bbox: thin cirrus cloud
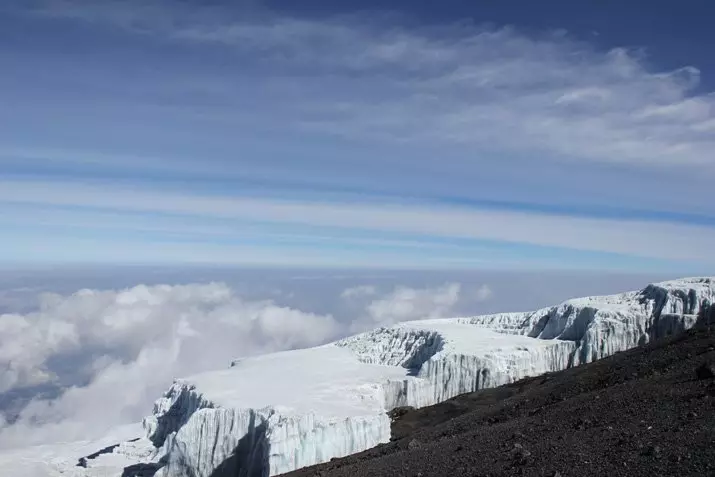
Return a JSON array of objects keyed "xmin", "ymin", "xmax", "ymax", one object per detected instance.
[
  {"xmin": 0, "ymin": 0, "xmax": 714, "ymax": 269},
  {"xmin": 17, "ymin": 0, "xmax": 715, "ymax": 167},
  {"xmin": 1, "ymin": 180, "xmax": 715, "ymax": 265}
]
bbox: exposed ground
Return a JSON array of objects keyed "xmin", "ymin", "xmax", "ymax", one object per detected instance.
[{"xmin": 283, "ymin": 326, "xmax": 715, "ymax": 477}]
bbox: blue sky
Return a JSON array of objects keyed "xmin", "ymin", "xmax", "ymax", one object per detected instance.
[{"xmin": 1, "ymin": 0, "xmax": 714, "ymax": 271}]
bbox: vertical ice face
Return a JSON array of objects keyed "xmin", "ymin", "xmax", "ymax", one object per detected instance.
[
  {"xmin": 144, "ymin": 381, "xmax": 215, "ymax": 449},
  {"xmin": 137, "ymin": 345, "xmax": 407, "ymax": 477},
  {"xmin": 62, "ymin": 277, "xmax": 714, "ymax": 477},
  {"xmin": 143, "ymin": 381, "xmax": 395, "ymax": 477},
  {"xmin": 155, "ymin": 407, "xmax": 273, "ymax": 477},
  {"xmin": 142, "ymin": 325, "xmax": 578, "ymax": 477},
  {"xmin": 338, "ymin": 322, "xmax": 577, "ymax": 409},
  {"xmin": 335, "ymin": 327, "xmax": 445, "ymax": 370},
  {"xmin": 457, "ymin": 277, "xmax": 714, "ymax": 366}
]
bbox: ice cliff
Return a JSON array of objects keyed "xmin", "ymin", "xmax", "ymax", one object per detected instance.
[
  {"xmin": 457, "ymin": 277, "xmax": 714, "ymax": 366},
  {"xmin": 131, "ymin": 326, "xmax": 575, "ymax": 477},
  {"xmin": 60, "ymin": 277, "xmax": 714, "ymax": 477}
]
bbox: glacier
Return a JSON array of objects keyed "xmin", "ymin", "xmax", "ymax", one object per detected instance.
[
  {"xmin": 457, "ymin": 277, "xmax": 714, "ymax": 366},
  {"xmin": 4, "ymin": 277, "xmax": 713, "ymax": 477}
]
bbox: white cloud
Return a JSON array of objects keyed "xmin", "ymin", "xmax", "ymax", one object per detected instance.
[
  {"xmin": 473, "ymin": 284, "xmax": 493, "ymax": 302},
  {"xmin": 0, "ymin": 283, "xmax": 341, "ymax": 448},
  {"xmin": 0, "ymin": 278, "xmax": 481, "ymax": 448},
  {"xmin": 349, "ymin": 283, "xmax": 465, "ymax": 331},
  {"xmin": 0, "ymin": 279, "xmax": 484, "ymax": 448},
  {"xmin": 17, "ymin": 1, "xmax": 715, "ymax": 167}
]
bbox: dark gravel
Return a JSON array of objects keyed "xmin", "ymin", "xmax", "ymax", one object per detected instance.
[{"xmin": 282, "ymin": 326, "xmax": 715, "ymax": 477}]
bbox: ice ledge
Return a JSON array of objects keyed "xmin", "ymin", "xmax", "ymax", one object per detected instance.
[{"xmin": 142, "ymin": 344, "xmax": 410, "ymax": 477}]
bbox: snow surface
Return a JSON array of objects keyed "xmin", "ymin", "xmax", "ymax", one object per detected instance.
[
  {"xmin": 1, "ymin": 277, "xmax": 712, "ymax": 477},
  {"xmin": 0, "ymin": 423, "xmax": 153, "ymax": 477}
]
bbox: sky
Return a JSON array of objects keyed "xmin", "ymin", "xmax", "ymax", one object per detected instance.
[{"xmin": 1, "ymin": 0, "xmax": 715, "ymax": 271}]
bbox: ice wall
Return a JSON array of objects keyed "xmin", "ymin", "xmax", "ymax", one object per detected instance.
[
  {"xmin": 383, "ymin": 339, "xmax": 576, "ymax": 409},
  {"xmin": 336, "ymin": 327, "xmax": 445, "ymax": 370},
  {"xmin": 140, "ymin": 345, "xmax": 404, "ymax": 477},
  {"xmin": 337, "ymin": 324, "xmax": 575, "ymax": 409},
  {"xmin": 150, "ymin": 395, "xmax": 391, "ymax": 477},
  {"xmin": 457, "ymin": 277, "xmax": 714, "ymax": 365},
  {"xmin": 143, "ymin": 325, "xmax": 576, "ymax": 477},
  {"xmin": 144, "ymin": 381, "xmax": 215, "ymax": 448}
]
